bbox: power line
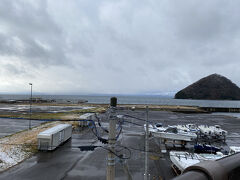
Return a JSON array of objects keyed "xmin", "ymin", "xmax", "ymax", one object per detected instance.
[
  {"xmin": 122, "ymin": 114, "xmax": 154, "ymax": 124},
  {"xmin": 0, "ymin": 137, "xmax": 230, "ymax": 162},
  {"xmin": 123, "ymin": 120, "xmax": 143, "ymax": 126},
  {"xmin": 0, "ymin": 109, "xmax": 231, "ymax": 163},
  {"xmin": 0, "ymin": 141, "xmax": 131, "ymax": 160}
]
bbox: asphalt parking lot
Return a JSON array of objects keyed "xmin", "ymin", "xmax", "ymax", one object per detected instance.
[
  {"xmin": 0, "ymin": 104, "xmax": 91, "ymax": 138},
  {"xmin": 0, "ymin": 109, "xmax": 240, "ymax": 180},
  {"xmin": 0, "ymin": 118, "xmax": 42, "ymax": 137},
  {"xmin": 0, "ymin": 104, "xmax": 91, "ymax": 114}
]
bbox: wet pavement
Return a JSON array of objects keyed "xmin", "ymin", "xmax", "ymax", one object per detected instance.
[
  {"xmin": 0, "ymin": 110, "xmax": 240, "ymax": 180},
  {"xmin": 0, "ymin": 104, "xmax": 93, "ymax": 114},
  {"xmin": 0, "ymin": 118, "xmax": 42, "ymax": 137},
  {"xmin": 0, "ymin": 104, "xmax": 93, "ymax": 138}
]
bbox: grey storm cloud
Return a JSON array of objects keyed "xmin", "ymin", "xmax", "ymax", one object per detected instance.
[
  {"xmin": 0, "ymin": 0, "xmax": 66, "ymax": 67},
  {"xmin": 0, "ymin": 0, "xmax": 240, "ymax": 94},
  {"xmin": 172, "ymin": 1, "xmax": 240, "ymax": 42}
]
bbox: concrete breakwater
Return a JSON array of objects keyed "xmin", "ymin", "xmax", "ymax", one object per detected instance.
[
  {"xmin": 117, "ymin": 105, "xmax": 240, "ymax": 113},
  {"xmin": 200, "ymin": 107, "xmax": 240, "ymax": 113}
]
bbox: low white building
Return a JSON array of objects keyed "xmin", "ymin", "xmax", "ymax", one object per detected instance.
[{"xmin": 37, "ymin": 124, "xmax": 72, "ymax": 151}]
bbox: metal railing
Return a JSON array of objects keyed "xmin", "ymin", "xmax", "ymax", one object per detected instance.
[{"xmin": 173, "ymin": 153, "xmax": 240, "ymax": 180}]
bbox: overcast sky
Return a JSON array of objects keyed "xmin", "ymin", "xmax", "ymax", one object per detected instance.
[{"xmin": 0, "ymin": 0, "xmax": 240, "ymax": 95}]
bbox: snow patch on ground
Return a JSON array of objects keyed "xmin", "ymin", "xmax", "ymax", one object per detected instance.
[
  {"xmin": 0, "ymin": 122, "xmax": 60, "ymax": 171},
  {"xmin": 0, "ymin": 146, "xmax": 30, "ymax": 170}
]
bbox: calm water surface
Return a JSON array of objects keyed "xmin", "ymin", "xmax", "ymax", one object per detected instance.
[{"xmin": 1, "ymin": 94, "xmax": 240, "ymax": 108}]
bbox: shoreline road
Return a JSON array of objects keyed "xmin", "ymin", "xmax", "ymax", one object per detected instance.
[{"xmin": 0, "ymin": 110, "xmax": 240, "ymax": 180}]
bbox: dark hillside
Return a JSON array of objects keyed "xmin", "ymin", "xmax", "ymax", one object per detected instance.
[{"xmin": 175, "ymin": 74, "xmax": 240, "ymax": 100}]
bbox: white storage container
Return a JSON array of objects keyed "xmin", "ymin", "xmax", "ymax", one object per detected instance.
[
  {"xmin": 79, "ymin": 113, "xmax": 94, "ymax": 127},
  {"xmin": 38, "ymin": 124, "xmax": 72, "ymax": 151}
]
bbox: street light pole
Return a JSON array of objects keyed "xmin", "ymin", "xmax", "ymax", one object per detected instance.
[{"xmin": 29, "ymin": 83, "xmax": 32, "ymax": 130}]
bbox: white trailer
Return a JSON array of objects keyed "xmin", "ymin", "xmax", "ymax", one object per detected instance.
[
  {"xmin": 79, "ymin": 113, "xmax": 94, "ymax": 127},
  {"xmin": 38, "ymin": 124, "xmax": 72, "ymax": 151}
]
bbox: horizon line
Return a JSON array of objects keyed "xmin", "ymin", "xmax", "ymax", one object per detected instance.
[{"xmin": 0, "ymin": 92, "xmax": 175, "ymax": 96}]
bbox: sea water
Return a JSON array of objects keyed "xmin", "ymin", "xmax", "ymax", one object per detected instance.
[{"xmin": 1, "ymin": 94, "xmax": 240, "ymax": 108}]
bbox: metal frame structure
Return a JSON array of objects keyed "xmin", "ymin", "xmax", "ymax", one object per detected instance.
[{"xmin": 173, "ymin": 153, "xmax": 240, "ymax": 180}]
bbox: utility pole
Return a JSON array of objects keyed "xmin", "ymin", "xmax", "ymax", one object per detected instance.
[
  {"xmin": 29, "ymin": 83, "xmax": 33, "ymax": 130},
  {"xmin": 122, "ymin": 161, "xmax": 132, "ymax": 180},
  {"xmin": 107, "ymin": 97, "xmax": 117, "ymax": 180},
  {"xmin": 144, "ymin": 106, "xmax": 150, "ymax": 180}
]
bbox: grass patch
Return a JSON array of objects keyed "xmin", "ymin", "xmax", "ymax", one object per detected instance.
[
  {"xmin": 0, "ymin": 106, "xmax": 107, "ymax": 120},
  {"xmin": 21, "ymin": 144, "xmax": 38, "ymax": 153},
  {"xmin": 70, "ymin": 107, "xmax": 106, "ymax": 113}
]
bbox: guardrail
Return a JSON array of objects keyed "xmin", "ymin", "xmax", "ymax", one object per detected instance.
[{"xmin": 173, "ymin": 153, "xmax": 240, "ymax": 180}]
